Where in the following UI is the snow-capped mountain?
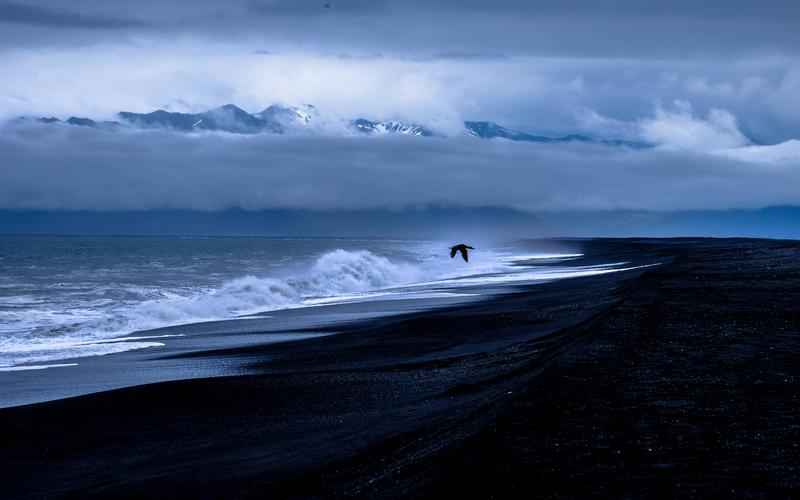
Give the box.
[350,118,434,137]
[258,104,318,129]
[118,104,282,134]
[10,103,649,148]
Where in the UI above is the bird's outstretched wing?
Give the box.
[450,247,457,259]
[459,247,469,262]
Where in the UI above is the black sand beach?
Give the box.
[3,238,800,499]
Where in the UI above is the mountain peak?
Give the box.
[66,117,97,127]
[211,104,249,114]
[258,104,318,127]
[351,118,434,137]
[15,103,650,148]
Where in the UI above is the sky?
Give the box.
[2,0,800,231]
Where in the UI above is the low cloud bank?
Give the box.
[639,101,751,151]
[4,46,800,146]
[2,124,800,213]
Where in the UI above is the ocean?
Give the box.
[0,235,630,371]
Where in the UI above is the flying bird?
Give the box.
[450,244,474,262]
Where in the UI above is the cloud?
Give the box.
[2,0,800,60]
[0,46,477,133]
[0,2,144,29]
[1,1,799,229]
[1,124,799,213]
[4,43,800,145]
[639,101,750,151]
[575,109,637,140]
[247,0,385,16]
[716,139,800,164]
[429,52,509,61]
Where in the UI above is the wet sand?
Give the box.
[3,238,799,499]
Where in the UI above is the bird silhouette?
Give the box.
[450,244,474,262]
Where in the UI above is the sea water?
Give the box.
[0,235,616,369]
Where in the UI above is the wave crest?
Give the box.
[1,249,427,366]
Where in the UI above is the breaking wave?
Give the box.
[122,249,426,328]
[0,250,433,367]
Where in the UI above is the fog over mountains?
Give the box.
[10,103,648,147]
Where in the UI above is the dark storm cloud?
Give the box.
[430,52,508,61]
[1,0,799,57]
[1,124,798,212]
[0,1,144,29]
[247,0,384,15]
[209,0,800,58]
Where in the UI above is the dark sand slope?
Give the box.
[2,239,800,499]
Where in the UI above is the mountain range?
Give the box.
[10,103,648,147]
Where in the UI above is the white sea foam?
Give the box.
[498,253,584,262]
[76,334,185,345]
[0,341,166,368]
[0,363,78,372]
[409,262,659,288]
